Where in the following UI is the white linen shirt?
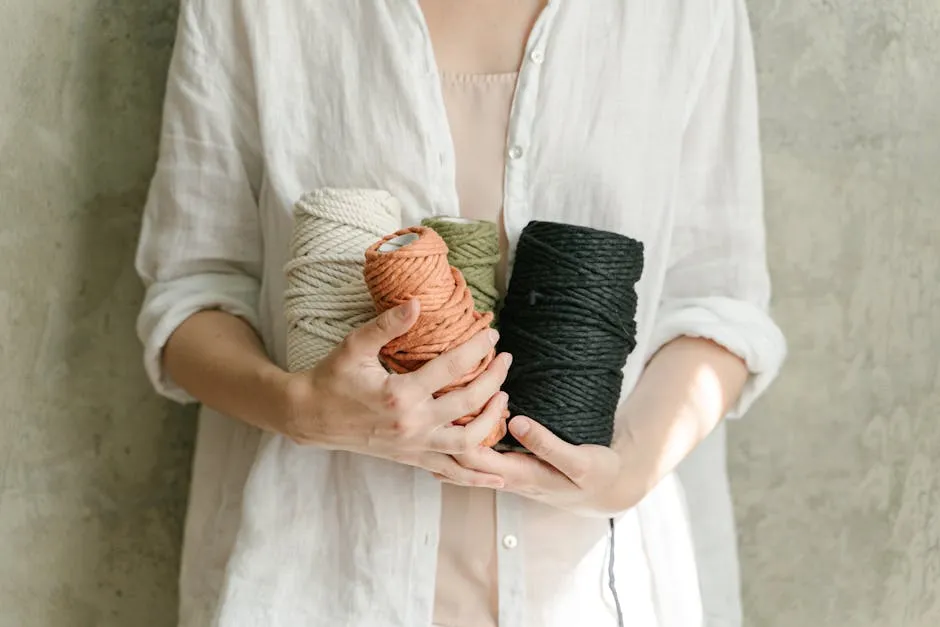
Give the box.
[135,1,786,626]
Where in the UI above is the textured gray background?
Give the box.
[0,1,937,626]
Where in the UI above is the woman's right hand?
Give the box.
[281,299,512,488]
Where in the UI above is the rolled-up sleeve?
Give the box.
[648,0,786,418]
[135,1,263,404]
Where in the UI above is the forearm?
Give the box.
[163,310,292,433]
[614,336,749,496]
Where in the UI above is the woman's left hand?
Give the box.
[442,416,645,517]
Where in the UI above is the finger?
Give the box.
[507,416,592,484]
[457,446,574,494]
[432,353,512,423]
[424,453,504,489]
[342,299,420,359]
[408,328,500,395]
[429,392,508,453]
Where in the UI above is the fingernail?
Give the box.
[488,329,500,345]
[498,392,509,408]
[501,353,513,367]
[511,417,530,437]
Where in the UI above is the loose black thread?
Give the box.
[609,518,624,627]
[497,221,645,448]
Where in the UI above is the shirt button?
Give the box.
[508,145,524,160]
[502,534,518,549]
[530,50,545,64]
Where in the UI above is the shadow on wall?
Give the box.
[32,1,193,625]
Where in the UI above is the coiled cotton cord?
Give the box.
[364,226,508,446]
[284,188,402,372]
[497,220,645,449]
[421,216,501,315]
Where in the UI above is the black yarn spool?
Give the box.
[497,221,644,449]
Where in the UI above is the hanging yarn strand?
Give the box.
[284,189,402,372]
[421,216,501,315]
[364,226,508,446]
[497,221,645,449]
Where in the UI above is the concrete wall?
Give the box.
[732,2,940,625]
[0,1,937,626]
[0,3,191,626]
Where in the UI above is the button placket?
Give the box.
[495,11,558,620]
[496,492,526,627]
[502,1,556,241]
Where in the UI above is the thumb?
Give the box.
[344,299,420,358]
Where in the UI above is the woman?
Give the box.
[136,1,785,625]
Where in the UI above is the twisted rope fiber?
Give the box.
[420,217,500,315]
[497,221,645,449]
[284,188,401,373]
[364,226,508,446]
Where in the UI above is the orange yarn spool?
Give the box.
[364,226,508,446]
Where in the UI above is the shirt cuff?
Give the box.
[137,273,262,404]
[646,296,786,418]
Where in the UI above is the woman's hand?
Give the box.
[448,416,646,517]
[283,299,513,489]
[442,337,752,514]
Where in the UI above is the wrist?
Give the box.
[254,362,302,436]
[277,367,330,446]
[612,430,660,507]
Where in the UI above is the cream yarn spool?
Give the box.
[284,188,402,372]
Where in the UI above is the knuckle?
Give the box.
[481,364,505,390]
[459,395,480,418]
[436,434,464,455]
[568,460,591,483]
[474,328,494,349]
[483,396,504,421]
[468,372,493,396]
[374,310,394,334]
[380,381,410,415]
[337,333,361,358]
[445,355,467,381]
[432,458,457,477]
[390,416,419,439]
[460,379,495,413]
[528,436,549,458]
[457,431,477,454]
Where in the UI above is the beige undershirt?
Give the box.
[434,72,516,627]
[420,2,546,626]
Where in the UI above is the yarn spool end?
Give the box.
[377,232,421,253]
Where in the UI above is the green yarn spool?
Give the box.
[421,216,500,316]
